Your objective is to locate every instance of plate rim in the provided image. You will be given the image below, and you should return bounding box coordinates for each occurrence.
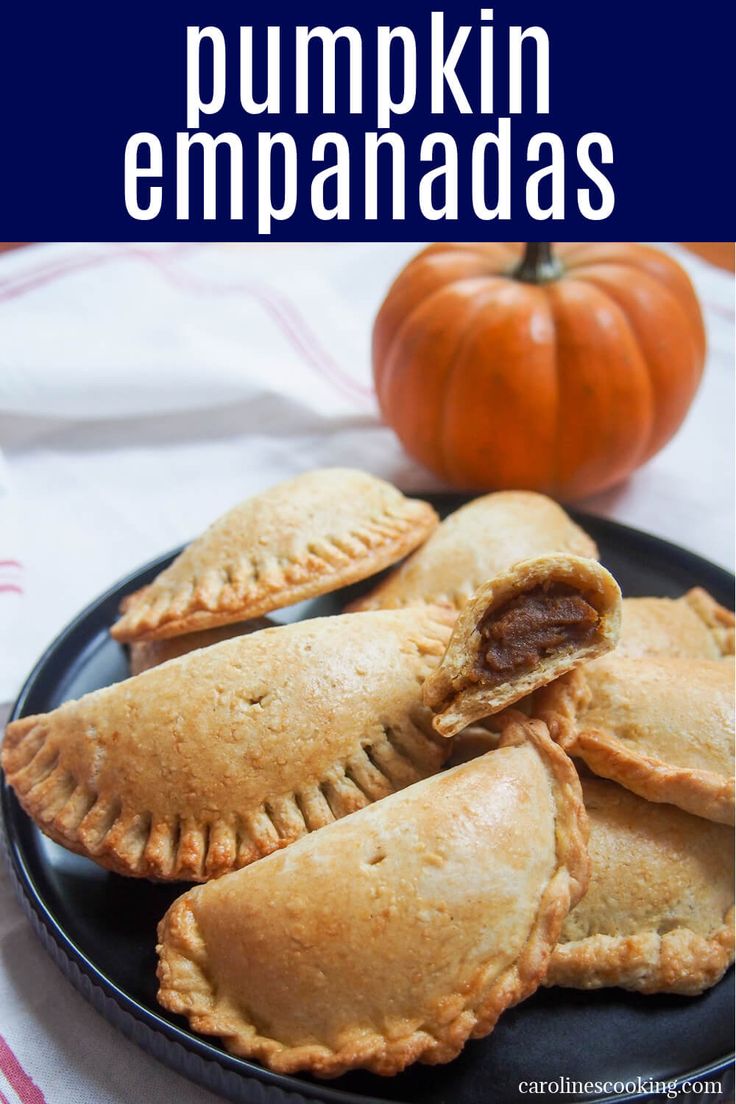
[2,507,734,1104]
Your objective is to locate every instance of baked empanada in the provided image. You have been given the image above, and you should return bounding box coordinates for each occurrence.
[156,715,588,1077]
[424,555,621,737]
[547,778,734,995]
[349,490,597,612]
[3,609,453,881]
[111,469,438,642]
[128,619,272,675]
[539,655,735,825]
[615,589,734,659]
[685,587,735,656]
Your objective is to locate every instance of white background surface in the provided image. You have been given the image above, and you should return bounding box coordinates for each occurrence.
[0,241,733,1104]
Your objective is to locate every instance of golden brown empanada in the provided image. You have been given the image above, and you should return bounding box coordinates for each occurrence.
[156,714,589,1078]
[547,778,734,995]
[615,589,734,659]
[349,490,597,612]
[128,619,272,675]
[111,469,438,642]
[424,555,621,737]
[3,609,453,881]
[539,655,735,825]
[685,587,735,655]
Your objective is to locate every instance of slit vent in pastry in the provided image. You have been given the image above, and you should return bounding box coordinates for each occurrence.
[111,468,438,643]
[3,609,454,881]
[547,778,734,995]
[349,490,597,613]
[156,714,589,1078]
[423,555,621,738]
[538,655,735,825]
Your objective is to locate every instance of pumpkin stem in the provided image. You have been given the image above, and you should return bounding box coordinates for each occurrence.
[513,242,563,284]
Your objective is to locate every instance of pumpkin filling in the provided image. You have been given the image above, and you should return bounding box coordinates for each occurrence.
[479,584,599,680]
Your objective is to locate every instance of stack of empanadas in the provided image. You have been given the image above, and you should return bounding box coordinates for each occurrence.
[2,467,733,1080]
[425,571,733,998]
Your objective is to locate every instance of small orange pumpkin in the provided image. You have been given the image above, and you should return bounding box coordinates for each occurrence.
[373,242,706,499]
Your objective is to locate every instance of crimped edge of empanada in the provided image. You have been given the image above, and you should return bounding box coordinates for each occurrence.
[546,918,735,996]
[423,555,621,738]
[685,587,735,656]
[535,671,735,827]
[347,492,599,614]
[156,715,590,1077]
[112,497,438,643]
[2,711,449,882]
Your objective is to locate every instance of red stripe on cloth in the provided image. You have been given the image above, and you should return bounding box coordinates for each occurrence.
[0,584,23,595]
[0,244,201,305]
[0,560,22,569]
[0,252,109,303]
[246,284,371,405]
[254,283,374,402]
[0,244,375,405]
[138,251,373,407]
[0,1036,46,1104]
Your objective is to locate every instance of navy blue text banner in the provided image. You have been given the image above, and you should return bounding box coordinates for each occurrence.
[1,0,733,239]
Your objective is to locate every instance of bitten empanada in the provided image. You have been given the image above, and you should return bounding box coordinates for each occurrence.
[615,589,734,659]
[349,490,597,612]
[111,469,438,642]
[547,778,734,995]
[539,655,735,825]
[424,555,621,737]
[3,609,453,881]
[128,619,272,675]
[156,715,588,1078]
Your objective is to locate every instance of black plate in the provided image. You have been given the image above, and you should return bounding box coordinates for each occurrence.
[2,497,734,1104]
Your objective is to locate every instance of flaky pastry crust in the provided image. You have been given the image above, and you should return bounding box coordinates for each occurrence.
[537,656,735,825]
[3,609,453,881]
[547,779,734,995]
[348,491,597,612]
[423,555,621,737]
[128,619,273,675]
[111,469,438,642]
[614,589,734,660]
[683,587,735,656]
[156,714,589,1077]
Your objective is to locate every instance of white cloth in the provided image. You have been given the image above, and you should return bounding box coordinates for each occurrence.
[0,241,733,1104]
